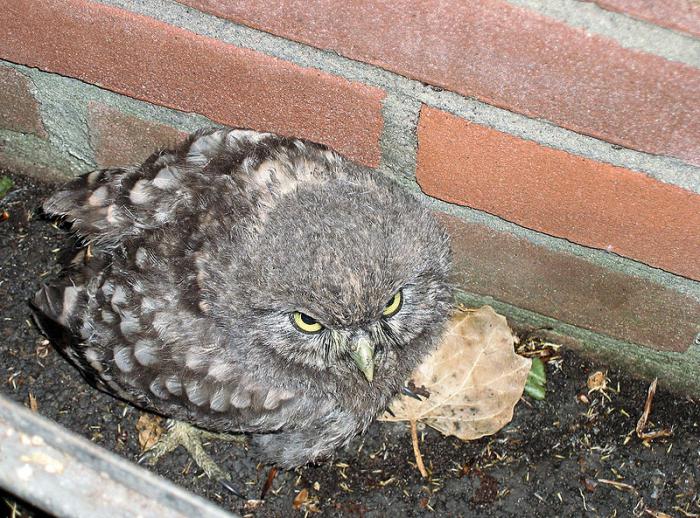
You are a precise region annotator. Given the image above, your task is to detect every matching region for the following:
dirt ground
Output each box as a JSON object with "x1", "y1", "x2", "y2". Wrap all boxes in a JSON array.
[{"x1": 1, "y1": 170, "x2": 699, "y2": 518}]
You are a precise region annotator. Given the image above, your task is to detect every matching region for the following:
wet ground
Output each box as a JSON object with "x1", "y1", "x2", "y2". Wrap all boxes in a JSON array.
[{"x1": 1, "y1": 170, "x2": 699, "y2": 517}]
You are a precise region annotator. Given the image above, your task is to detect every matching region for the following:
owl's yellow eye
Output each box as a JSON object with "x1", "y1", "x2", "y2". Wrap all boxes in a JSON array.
[
  {"x1": 382, "y1": 290, "x2": 403, "y2": 318},
  {"x1": 292, "y1": 311, "x2": 323, "y2": 333}
]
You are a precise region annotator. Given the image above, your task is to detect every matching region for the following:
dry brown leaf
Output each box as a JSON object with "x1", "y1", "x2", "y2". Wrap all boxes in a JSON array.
[
  {"x1": 381, "y1": 305, "x2": 531, "y2": 441},
  {"x1": 136, "y1": 414, "x2": 163, "y2": 451}
]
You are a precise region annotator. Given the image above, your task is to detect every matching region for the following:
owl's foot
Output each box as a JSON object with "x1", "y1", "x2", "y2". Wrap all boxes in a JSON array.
[{"x1": 138, "y1": 419, "x2": 247, "y2": 497}]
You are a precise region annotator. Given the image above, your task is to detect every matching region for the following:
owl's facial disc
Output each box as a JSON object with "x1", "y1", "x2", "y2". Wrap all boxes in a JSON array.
[
  {"x1": 292, "y1": 311, "x2": 376, "y2": 381},
  {"x1": 345, "y1": 290, "x2": 402, "y2": 382},
  {"x1": 303, "y1": 290, "x2": 404, "y2": 382}
]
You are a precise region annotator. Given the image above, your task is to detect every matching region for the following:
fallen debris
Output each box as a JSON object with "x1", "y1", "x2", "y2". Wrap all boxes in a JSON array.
[
  {"x1": 27, "y1": 393, "x2": 38, "y2": 413},
  {"x1": 644, "y1": 509, "x2": 673, "y2": 518},
  {"x1": 635, "y1": 379, "x2": 673, "y2": 443},
  {"x1": 382, "y1": 306, "x2": 531, "y2": 440},
  {"x1": 381, "y1": 306, "x2": 532, "y2": 476},
  {"x1": 292, "y1": 488, "x2": 308, "y2": 510},
  {"x1": 524, "y1": 358, "x2": 547, "y2": 400},
  {"x1": 409, "y1": 419, "x2": 428, "y2": 478},
  {"x1": 587, "y1": 371, "x2": 609, "y2": 393},
  {"x1": 4, "y1": 171, "x2": 700, "y2": 517},
  {"x1": 597, "y1": 478, "x2": 636, "y2": 493},
  {"x1": 136, "y1": 414, "x2": 164, "y2": 451},
  {"x1": 292, "y1": 487, "x2": 320, "y2": 513},
  {"x1": 0, "y1": 176, "x2": 14, "y2": 199},
  {"x1": 260, "y1": 467, "x2": 278, "y2": 500},
  {"x1": 243, "y1": 499, "x2": 264, "y2": 511}
]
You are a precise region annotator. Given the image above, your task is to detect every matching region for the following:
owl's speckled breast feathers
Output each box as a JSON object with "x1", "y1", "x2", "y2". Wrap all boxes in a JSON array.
[{"x1": 33, "y1": 128, "x2": 452, "y2": 467}]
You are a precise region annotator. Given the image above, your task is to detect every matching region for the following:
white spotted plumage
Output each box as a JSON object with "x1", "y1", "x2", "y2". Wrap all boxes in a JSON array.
[{"x1": 33, "y1": 127, "x2": 452, "y2": 467}]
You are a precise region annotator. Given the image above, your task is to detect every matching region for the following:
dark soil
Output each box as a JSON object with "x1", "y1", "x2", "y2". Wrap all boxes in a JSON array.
[{"x1": 1, "y1": 170, "x2": 699, "y2": 518}]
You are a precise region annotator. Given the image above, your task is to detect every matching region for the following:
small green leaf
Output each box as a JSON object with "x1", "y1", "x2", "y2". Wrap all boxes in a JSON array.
[
  {"x1": 524, "y1": 357, "x2": 547, "y2": 400},
  {"x1": 0, "y1": 176, "x2": 13, "y2": 199}
]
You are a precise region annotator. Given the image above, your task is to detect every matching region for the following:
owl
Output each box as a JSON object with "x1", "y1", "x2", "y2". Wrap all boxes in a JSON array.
[{"x1": 33, "y1": 128, "x2": 452, "y2": 474}]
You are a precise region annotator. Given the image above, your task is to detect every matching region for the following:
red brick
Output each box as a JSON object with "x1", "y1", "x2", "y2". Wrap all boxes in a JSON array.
[
  {"x1": 1, "y1": 0, "x2": 384, "y2": 167},
  {"x1": 88, "y1": 103, "x2": 187, "y2": 168},
  {"x1": 589, "y1": 0, "x2": 700, "y2": 38},
  {"x1": 440, "y1": 213, "x2": 700, "y2": 353},
  {"x1": 0, "y1": 66, "x2": 46, "y2": 138},
  {"x1": 417, "y1": 107, "x2": 700, "y2": 280},
  {"x1": 180, "y1": 0, "x2": 700, "y2": 166}
]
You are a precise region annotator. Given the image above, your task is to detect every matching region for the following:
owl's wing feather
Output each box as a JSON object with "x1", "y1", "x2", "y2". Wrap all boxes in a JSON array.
[
  {"x1": 42, "y1": 128, "x2": 238, "y2": 247},
  {"x1": 31, "y1": 245, "x2": 116, "y2": 395},
  {"x1": 33, "y1": 258, "x2": 301, "y2": 427},
  {"x1": 43, "y1": 128, "x2": 342, "y2": 250}
]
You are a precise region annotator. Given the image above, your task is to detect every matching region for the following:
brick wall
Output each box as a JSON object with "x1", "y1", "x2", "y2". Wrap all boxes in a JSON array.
[{"x1": 2, "y1": 0, "x2": 699, "y2": 391}]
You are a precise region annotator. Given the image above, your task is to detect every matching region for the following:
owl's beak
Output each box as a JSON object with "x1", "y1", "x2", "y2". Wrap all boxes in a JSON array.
[{"x1": 349, "y1": 335, "x2": 375, "y2": 382}]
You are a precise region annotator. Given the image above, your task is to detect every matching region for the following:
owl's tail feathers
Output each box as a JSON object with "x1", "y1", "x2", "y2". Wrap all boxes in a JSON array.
[
  {"x1": 31, "y1": 281, "x2": 104, "y2": 385},
  {"x1": 31, "y1": 281, "x2": 87, "y2": 344},
  {"x1": 31, "y1": 285, "x2": 71, "y2": 348}
]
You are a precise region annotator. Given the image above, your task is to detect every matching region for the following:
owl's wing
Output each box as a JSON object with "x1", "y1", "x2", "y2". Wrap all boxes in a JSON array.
[
  {"x1": 34, "y1": 257, "x2": 302, "y2": 428},
  {"x1": 42, "y1": 129, "x2": 243, "y2": 247},
  {"x1": 157, "y1": 371, "x2": 300, "y2": 427},
  {"x1": 44, "y1": 127, "x2": 344, "y2": 249}
]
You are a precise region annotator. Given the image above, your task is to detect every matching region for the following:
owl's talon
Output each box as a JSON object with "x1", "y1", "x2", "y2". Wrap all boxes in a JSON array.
[
  {"x1": 138, "y1": 419, "x2": 246, "y2": 493},
  {"x1": 137, "y1": 448, "x2": 169, "y2": 466},
  {"x1": 219, "y1": 479, "x2": 246, "y2": 499},
  {"x1": 401, "y1": 386, "x2": 423, "y2": 401},
  {"x1": 385, "y1": 407, "x2": 396, "y2": 417}
]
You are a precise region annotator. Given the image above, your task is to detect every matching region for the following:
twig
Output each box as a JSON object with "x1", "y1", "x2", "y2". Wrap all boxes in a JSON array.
[
  {"x1": 644, "y1": 509, "x2": 673, "y2": 518},
  {"x1": 410, "y1": 419, "x2": 428, "y2": 478},
  {"x1": 636, "y1": 378, "x2": 657, "y2": 436},
  {"x1": 636, "y1": 378, "x2": 673, "y2": 441},
  {"x1": 673, "y1": 506, "x2": 700, "y2": 517},
  {"x1": 260, "y1": 467, "x2": 278, "y2": 500},
  {"x1": 597, "y1": 478, "x2": 636, "y2": 493}
]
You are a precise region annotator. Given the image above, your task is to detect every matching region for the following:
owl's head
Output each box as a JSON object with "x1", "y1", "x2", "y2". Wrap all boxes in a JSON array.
[{"x1": 209, "y1": 160, "x2": 452, "y2": 395}]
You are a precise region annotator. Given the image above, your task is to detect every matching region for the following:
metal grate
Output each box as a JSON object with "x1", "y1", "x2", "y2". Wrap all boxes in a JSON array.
[{"x1": 0, "y1": 395, "x2": 238, "y2": 518}]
